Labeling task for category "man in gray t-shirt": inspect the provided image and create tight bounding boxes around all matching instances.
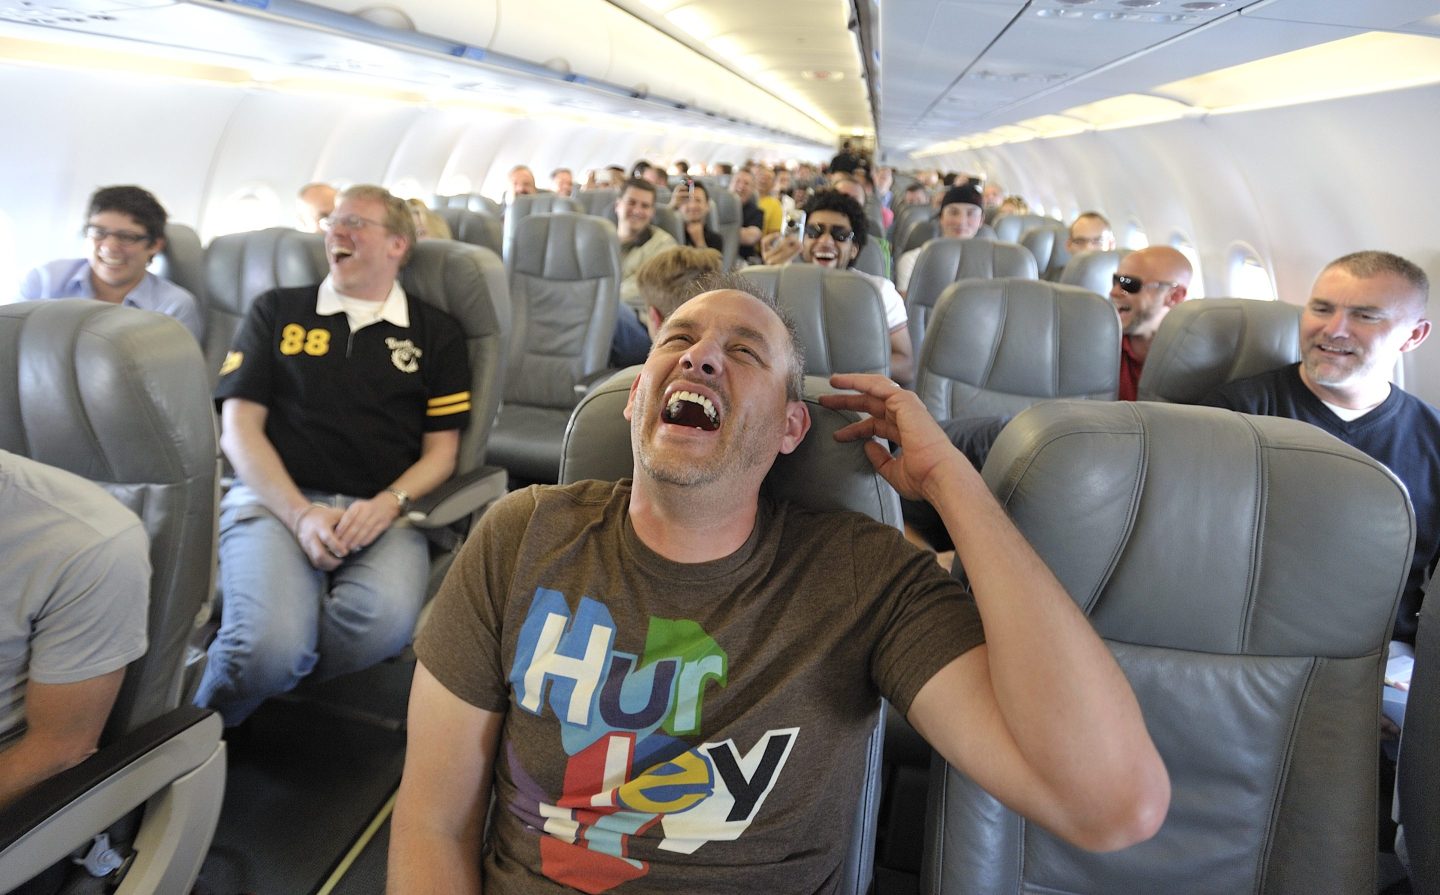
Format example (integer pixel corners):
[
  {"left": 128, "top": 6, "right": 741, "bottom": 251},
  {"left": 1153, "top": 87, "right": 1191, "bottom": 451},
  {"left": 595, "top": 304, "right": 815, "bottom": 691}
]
[
  {"left": 0, "top": 450, "right": 149, "bottom": 806},
  {"left": 391, "top": 280, "right": 1170, "bottom": 892}
]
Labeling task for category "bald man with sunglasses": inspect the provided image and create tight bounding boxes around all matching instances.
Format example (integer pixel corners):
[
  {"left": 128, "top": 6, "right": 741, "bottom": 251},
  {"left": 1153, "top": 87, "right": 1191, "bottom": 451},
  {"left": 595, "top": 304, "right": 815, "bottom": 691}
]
[{"left": 1109, "top": 246, "right": 1192, "bottom": 400}]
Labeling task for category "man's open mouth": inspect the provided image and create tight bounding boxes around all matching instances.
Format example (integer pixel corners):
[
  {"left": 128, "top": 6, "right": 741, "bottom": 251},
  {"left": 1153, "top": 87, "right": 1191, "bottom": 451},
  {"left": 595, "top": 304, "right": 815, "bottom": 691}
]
[
  {"left": 330, "top": 245, "right": 354, "bottom": 264},
  {"left": 663, "top": 390, "right": 720, "bottom": 431}
]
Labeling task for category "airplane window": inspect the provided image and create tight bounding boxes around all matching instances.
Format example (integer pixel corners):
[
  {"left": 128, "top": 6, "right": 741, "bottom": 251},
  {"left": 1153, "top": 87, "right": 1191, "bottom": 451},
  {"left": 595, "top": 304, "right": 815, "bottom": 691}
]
[
  {"left": 211, "top": 185, "right": 282, "bottom": 238},
  {"left": 1170, "top": 233, "right": 1205, "bottom": 299},
  {"left": 1122, "top": 221, "right": 1149, "bottom": 250},
  {"left": 1227, "top": 244, "right": 1276, "bottom": 300}
]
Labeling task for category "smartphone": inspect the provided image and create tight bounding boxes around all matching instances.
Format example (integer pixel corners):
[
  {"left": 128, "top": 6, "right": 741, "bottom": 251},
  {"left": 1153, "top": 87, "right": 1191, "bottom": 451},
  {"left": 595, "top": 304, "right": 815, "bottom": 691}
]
[{"left": 782, "top": 210, "right": 806, "bottom": 239}]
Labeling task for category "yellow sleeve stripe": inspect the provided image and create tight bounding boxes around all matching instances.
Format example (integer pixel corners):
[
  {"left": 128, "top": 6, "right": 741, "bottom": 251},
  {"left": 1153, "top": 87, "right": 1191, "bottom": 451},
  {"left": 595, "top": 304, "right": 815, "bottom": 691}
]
[
  {"left": 427, "top": 391, "right": 471, "bottom": 408},
  {"left": 427, "top": 402, "right": 472, "bottom": 417}
]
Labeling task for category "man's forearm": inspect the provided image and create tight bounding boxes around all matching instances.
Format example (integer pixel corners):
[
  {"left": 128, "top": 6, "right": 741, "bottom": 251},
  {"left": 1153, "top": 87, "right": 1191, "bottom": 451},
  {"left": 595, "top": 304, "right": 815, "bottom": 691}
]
[
  {"left": 222, "top": 422, "right": 310, "bottom": 532},
  {"left": 926, "top": 460, "right": 1166, "bottom": 844},
  {"left": 0, "top": 733, "right": 94, "bottom": 808},
  {"left": 387, "top": 826, "right": 482, "bottom": 894}
]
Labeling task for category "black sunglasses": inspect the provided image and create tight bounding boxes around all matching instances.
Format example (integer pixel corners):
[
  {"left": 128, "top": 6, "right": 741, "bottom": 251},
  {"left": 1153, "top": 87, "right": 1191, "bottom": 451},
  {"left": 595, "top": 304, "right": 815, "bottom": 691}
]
[
  {"left": 804, "top": 223, "right": 854, "bottom": 242},
  {"left": 1112, "top": 273, "right": 1174, "bottom": 294}
]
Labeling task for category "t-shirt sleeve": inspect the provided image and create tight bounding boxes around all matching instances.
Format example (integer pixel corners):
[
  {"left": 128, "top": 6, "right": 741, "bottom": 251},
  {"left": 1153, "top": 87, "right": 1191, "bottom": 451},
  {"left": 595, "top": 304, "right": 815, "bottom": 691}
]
[
  {"left": 214, "top": 290, "right": 277, "bottom": 408},
  {"left": 30, "top": 520, "right": 150, "bottom": 685},
  {"left": 414, "top": 487, "right": 538, "bottom": 712},
  {"left": 895, "top": 250, "right": 918, "bottom": 294},
  {"left": 879, "top": 278, "right": 908, "bottom": 331},
  {"left": 422, "top": 307, "right": 473, "bottom": 432},
  {"left": 854, "top": 518, "right": 986, "bottom": 715}
]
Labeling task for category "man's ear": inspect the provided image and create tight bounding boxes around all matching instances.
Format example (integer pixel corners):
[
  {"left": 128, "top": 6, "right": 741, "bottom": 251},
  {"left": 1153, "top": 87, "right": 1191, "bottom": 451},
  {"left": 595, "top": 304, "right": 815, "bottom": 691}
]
[
  {"left": 146, "top": 236, "right": 167, "bottom": 262},
  {"left": 1167, "top": 283, "right": 1188, "bottom": 307},
  {"left": 646, "top": 306, "right": 664, "bottom": 340},
  {"left": 778, "top": 401, "right": 811, "bottom": 455},
  {"left": 622, "top": 373, "right": 644, "bottom": 422},
  {"left": 1400, "top": 317, "right": 1432, "bottom": 354}
]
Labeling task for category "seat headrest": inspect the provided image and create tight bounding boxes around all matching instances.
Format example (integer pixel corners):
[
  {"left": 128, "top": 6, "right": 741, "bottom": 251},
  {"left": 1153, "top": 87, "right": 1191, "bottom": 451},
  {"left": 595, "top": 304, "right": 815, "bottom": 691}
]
[
  {"left": 1138, "top": 298, "right": 1301, "bottom": 403},
  {"left": 992, "top": 213, "right": 1050, "bottom": 244},
  {"left": 152, "top": 222, "right": 206, "bottom": 305},
  {"left": 204, "top": 227, "right": 326, "bottom": 318},
  {"left": 983, "top": 400, "right": 1411, "bottom": 656},
  {"left": 436, "top": 207, "right": 503, "bottom": 255},
  {"left": 560, "top": 370, "right": 902, "bottom": 528},
  {"left": 737, "top": 265, "right": 890, "bottom": 378},
  {"left": 0, "top": 300, "right": 215, "bottom": 486},
  {"left": 916, "top": 278, "right": 1119, "bottom": 419},
  {"left": 1019, "top": 223, "right": 1071, "bottom": 280},
  {"left": 908, "top": 239, "right": 1039, "bottom": 313},
  {"left": 1059, "top": 248, "right": 1132, "bottom": 298},
  {"left": 510, "top": 213, "right": 620, "bottom": 280},
  {"left": 399, "top": 240, "right": 509, "bottom": 343}
]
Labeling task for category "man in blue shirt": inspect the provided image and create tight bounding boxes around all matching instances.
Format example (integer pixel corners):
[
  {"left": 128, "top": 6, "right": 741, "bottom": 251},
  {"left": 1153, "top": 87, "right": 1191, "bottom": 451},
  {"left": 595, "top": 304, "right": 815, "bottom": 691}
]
[{"left": 19, "top": 185, "right": 203, "bottom": 343}]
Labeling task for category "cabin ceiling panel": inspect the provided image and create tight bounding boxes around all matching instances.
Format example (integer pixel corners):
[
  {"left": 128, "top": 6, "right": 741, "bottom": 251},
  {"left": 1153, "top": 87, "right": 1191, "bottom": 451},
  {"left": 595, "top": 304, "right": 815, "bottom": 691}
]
[
  {"left": 1242, "top": 0, "right": 1440, "bottom": 31},
  {"left": 879, "top": 2, "right": 1020, "bottom": 126}
]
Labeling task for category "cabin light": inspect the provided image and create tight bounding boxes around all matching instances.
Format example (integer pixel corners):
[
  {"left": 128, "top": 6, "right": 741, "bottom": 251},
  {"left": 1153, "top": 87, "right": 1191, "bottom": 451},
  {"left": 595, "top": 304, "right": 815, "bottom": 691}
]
[
  {"left": 1182, "top": 1, "right": 1225, "bottom": 8},
  {"left": 1117, "top": 0, "right": 1159, "bottom": 7}
]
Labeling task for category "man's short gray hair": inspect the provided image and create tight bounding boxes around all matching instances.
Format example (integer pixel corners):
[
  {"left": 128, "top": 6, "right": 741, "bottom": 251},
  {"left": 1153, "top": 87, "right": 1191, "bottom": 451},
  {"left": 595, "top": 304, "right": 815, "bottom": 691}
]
[{"left": 1325, "top": 251, "right": 1429, "bottom": 309}]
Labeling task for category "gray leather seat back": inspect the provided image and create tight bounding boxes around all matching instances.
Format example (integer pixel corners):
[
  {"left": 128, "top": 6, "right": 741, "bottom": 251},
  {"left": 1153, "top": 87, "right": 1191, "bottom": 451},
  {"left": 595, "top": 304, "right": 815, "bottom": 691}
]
[
  {"left": 897, "top": 219, "right": 936, "bottom": 257},
  {"left": 925, "top": 400, "right": 1412, "bottom": 894},
  {"left": 915, "top": 278, "right": 1119, "bottom": 420},
  {"left": 153, "top": 222, "right": 207, "bottom": 311},
  {"left": 434, "top": 193, "right": 502, "bottom": 217},
  {"left": 706, "top": 185, "right": 741, "bottom": 271},
  {"left": 503, "top": 194, "right": 582, "bottom": 261},
  {"left": 398, "top": 240, "right": 511, "bottom": 468},
  {"left": 559, "top": 369, "right": 898, "bottom": 895},
  {"left": 437, "top": 207, "right": 503, "bottom": 257},
  {"left": 202, "top": 227, "right": 326, "bottom": 384},
  {"left": 991, "top": 212, "right": 1050, "bottom": 244},
  {"left": 505, "top": 213, "right": 621, "bottom": 409},
  {"left": 905, "top": 239, "right": 1038, "bottom": 361},
  {"left": 1138, "top": 298, "right": 1301, "bottom": 403},
  {"left": 0, "top": 301, "right": 218, "bottom": 739},
  {"left": 652, "top": 204, "right": 684, "bottom": 244},
  {"left": 577, "top": 188, "right": 618, "bottom": 219},
  {"left": 1019, "top": 222, "right": 1071, "bottom": 281},
  {"left": 1059, "top": 248, "right": 1131, "bottom": 298},
  {"left": 889, "top": 202, "right": 931, "bottom": 246},
  {"left": 1401, "top": 593, "right": 1440, "bottom": 891},
  {"left": 739, "top": 265, "right": 890, "bottom": 378},
  {"left": 851, "top": 238, "right": 888, "bottom": 278}
]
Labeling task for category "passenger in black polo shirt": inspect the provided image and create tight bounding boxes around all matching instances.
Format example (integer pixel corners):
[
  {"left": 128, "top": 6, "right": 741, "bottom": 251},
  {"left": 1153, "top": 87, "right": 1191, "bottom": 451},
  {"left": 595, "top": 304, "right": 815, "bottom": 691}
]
[{"left": 196, "top": 184, "right": 472, "bottom": 726}]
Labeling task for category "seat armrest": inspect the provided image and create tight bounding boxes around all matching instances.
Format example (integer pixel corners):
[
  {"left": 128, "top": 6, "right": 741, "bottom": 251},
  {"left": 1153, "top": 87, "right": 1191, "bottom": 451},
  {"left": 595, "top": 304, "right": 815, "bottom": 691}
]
[
  {"left": 0, "top": 705, "right": 225, "bottom": 891},
  {"left": 408, "top": 465, "right": 509, "bottom": 529}
]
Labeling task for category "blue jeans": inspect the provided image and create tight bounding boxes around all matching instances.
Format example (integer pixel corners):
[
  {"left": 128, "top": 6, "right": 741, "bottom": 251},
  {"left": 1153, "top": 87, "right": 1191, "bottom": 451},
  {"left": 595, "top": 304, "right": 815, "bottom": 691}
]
[{"left": 195, "top": 486, "right": 428, "bottom": 726}]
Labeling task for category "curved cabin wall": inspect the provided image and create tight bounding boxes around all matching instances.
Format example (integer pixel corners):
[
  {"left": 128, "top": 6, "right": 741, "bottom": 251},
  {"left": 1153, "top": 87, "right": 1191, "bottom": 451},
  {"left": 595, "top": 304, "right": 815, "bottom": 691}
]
[{"left": 941, "top": 81, "right": 1440, "bottom": 405}]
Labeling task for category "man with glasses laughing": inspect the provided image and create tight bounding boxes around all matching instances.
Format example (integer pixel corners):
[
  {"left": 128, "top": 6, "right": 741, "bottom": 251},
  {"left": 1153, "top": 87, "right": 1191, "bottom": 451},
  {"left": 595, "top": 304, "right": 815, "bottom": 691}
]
[
  {"left": 197, "top": 184, "right": 472, "bottom": 727},
  {"left": 19, "top": 185, "right": 203, "bottom": 342},
  {"left": 760, "top": 189, "right": 915, "bottom": 386},
  {"left": 1108, "top": 246, "right": 1192, "bottom": 400}
]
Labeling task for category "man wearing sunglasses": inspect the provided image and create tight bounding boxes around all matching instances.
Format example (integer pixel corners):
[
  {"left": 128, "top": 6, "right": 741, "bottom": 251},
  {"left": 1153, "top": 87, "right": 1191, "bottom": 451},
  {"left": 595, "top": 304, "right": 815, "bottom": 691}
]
[
  {"left": 1110, "top": 246, "right": 1192, "bottom": 400},
  {"left": 18, "top": 185, "right": 203, "bottom": 343},
  {"left": 199, "top": 184, "right": 472, "bottom": 727},
  {"left": 760, "top": 189, "right": 915, "bottom": 386}
]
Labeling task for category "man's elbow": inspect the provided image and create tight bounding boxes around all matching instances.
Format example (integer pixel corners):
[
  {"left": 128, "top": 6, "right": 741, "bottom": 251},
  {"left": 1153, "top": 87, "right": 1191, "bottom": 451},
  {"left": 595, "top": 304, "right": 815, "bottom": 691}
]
[{"left": 1065, "top": 759, "right": 1170, "bottom": 852}]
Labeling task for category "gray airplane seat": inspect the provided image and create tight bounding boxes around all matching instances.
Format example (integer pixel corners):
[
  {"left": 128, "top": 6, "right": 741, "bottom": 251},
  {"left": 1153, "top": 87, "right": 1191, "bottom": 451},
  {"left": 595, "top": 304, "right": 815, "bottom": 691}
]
[
  {"left": 152, "top": 221, "right": 208, "bottom": 333},
  {"left": 991, "top": 212, "right": 1050, "bottom": 244},
  {"left": 502, "top": 194, "right": 582, "bottom": 261},
  {"left": 889, "top": 201, "right": 931, "bottom": 246},
  {"left": 486, "top": 212, "right": 621, "bottom": 485},
  {"left": 436, "top": 206, "right": 503, "bottom": 257},
  {"left": 1138, "top": 298, "right": 1301, "bottom": 403},
  {"left": 905, "top": 239, "right": 1039, "bottom": 362},
  {"left": 0, "top": 300, "right": 225, "bottom": 894},
  {"left": 434, "top": 192, "right": 502, "bottom": 218},
  {"left": 924, "top": 400, "right": 1413, "bottom": 894},
  {"left": 1401, "top": 594, "right": 1440, "bottom": 891},
  {"left": 741, "top": 265, "right": 891, "bottom": 378},
  {"left": 896, "top": 219, "right": 937, "bottom": 258},
  {"left": 394, "top": 239, "right": 513, "bottom": 538},
  {"left": 202, "top": 227, "right": 326, "bottom": 384},
  {"left": 851, "top": 237, "right": 888, "bottom": 278},
  {"left": 559, "top": 370, "right": 900, "bottom": 895},
  {"left": 705, "top": 183, "right": 741, "bottom": 271},
  {"left": 916, "top": 278, "right": 1119, "bottom": 422},
  {"left": 651, "top": 204, "right": 684, "bottom": 244},
  {"left": 576, "top": 188, "right": 619, "bottom": 219},
  {"left": 1059, "top": 247, "right": 1132, "bottom": 299},
  {"left": 1019, "top": 221, "right": 1071, "bottom": 281}
]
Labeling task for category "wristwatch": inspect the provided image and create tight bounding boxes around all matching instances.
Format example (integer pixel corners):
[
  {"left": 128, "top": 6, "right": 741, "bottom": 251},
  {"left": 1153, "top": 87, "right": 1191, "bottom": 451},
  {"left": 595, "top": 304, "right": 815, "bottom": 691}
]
[{"left": 385, "top": 487, "right": 411, "bottom": 513}]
